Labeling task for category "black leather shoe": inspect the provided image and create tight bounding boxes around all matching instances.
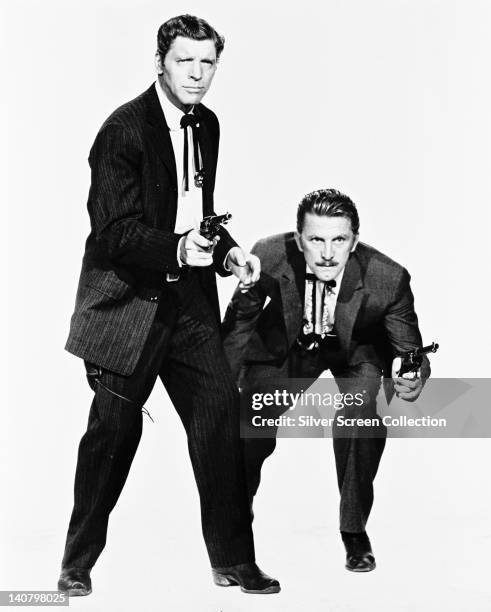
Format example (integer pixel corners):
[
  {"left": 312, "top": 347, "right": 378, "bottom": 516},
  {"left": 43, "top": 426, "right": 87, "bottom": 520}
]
[
  {"left": 342, "top": 531, "right": 376, "bottom": 572},
  {"left": 57, "top": 568, "right": 92, "bottom": 596},
  {"left": 212, "top": 562, "right": 280, "bottom": 594}
]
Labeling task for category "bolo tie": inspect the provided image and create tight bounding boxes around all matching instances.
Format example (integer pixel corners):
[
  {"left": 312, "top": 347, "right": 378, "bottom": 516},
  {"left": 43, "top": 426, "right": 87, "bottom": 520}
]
[{"left": 180, "top": 113, "right": 205, "bottom": 190}]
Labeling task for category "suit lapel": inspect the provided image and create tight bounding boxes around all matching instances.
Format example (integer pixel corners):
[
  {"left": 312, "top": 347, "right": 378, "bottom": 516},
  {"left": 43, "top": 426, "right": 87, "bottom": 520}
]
[
  {"left": 144, "top": 85, "right": 178, "bottom": 186},
  {"left": 195, "top": 106, "right": 214, "bottom": 215},
  {"left": 334, "top": 251, "right": 365, "bottom": 354},
  {"left": 279, "top": 241, "right": 305, "bottom": 347}
]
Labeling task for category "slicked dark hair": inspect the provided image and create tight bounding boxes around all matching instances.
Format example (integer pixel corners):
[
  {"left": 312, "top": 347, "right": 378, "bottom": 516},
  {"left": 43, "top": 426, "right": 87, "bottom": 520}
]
[
  {"left": 296, "top": 189, "right": 360, "bottom": 234},
  {"left": 157, "top": 14, "right": 225, "bottom": 62}
]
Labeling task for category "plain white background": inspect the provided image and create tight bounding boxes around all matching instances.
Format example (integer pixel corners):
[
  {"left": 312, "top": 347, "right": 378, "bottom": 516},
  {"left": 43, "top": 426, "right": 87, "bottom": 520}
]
[{"left": 3, "top": 1, "right": 491, "bottom": 610}]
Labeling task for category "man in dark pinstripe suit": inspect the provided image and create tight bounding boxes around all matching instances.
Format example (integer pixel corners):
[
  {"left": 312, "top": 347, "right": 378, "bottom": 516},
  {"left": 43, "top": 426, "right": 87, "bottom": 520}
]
[{"left": 58, "top": 15, "right": 280, "bottom": 596}]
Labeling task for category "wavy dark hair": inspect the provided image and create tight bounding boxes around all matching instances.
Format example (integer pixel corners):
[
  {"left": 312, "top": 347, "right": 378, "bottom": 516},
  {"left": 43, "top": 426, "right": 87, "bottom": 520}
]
[
  {"left": 157, "top": 14, "right": 225, "bottom": 61},
  {"left": 296, "top": 189, "right": 360, "bottom": 234}
]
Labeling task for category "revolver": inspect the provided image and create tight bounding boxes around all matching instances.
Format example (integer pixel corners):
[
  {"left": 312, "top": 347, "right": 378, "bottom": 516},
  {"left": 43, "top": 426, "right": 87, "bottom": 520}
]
[
  {"left": 200, "top": 213, "right": 232, "bottom": 240},
  {"left": 397, "top": 342, "right": 439, "bottom": 377}
]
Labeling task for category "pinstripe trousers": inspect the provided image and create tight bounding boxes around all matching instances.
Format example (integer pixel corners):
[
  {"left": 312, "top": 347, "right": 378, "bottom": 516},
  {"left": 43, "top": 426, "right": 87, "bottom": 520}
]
[{"left": 61, "top": 271, "right": 255, "bottom": 569}]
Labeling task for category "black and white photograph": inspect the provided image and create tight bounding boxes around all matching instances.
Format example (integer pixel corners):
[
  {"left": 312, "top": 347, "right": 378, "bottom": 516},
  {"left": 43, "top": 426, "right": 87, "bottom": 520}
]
[{"left": 3, "top": 1, "right": 491, "bottom": 611}]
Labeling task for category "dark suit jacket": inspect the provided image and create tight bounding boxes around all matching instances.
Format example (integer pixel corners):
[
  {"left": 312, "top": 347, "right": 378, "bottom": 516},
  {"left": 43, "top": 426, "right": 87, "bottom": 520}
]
[
  {"left": 222, "top": 233, "right": 429, "bottom": 395},
  {"left": 65, "top": 84, "right": 237, "bottom": 376}
]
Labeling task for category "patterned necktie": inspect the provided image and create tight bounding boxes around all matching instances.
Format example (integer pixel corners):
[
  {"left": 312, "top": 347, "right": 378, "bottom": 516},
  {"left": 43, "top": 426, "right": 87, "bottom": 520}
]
[{"left": 298, "top": 274, "right": 336, "bottom": 350}]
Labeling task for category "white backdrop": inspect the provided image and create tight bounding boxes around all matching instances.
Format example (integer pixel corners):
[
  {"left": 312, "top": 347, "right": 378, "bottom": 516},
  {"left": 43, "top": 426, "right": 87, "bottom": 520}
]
[{"left": 3, "top": 1, "right": 491, "bottom": 611}]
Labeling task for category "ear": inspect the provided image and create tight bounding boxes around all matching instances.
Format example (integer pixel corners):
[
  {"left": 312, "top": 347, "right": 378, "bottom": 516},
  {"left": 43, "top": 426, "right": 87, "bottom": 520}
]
[
  {"left": 294, "top": 231, "right": 304, "bottom": 252},
  {"left": 155, "top": 51, "right": 163, "bottom": 75},
  {"left": 350, "top": 234, "right": 360, "bottom": 252}
]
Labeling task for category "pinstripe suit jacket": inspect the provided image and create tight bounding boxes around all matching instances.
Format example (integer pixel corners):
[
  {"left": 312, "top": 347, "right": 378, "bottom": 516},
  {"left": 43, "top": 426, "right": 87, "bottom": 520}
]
[
  {"left": 222, "top": 234, "right": 430, "bottom": 400},
  {"left": 65, "top": 84, "right": 236, "bottom": 376}
]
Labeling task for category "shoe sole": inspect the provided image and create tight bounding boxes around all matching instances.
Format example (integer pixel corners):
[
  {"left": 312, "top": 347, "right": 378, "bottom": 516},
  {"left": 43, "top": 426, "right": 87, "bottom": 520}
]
[
  {"left": 59, "top": 587, "right": 92, "bottom": 597},
  {"left": 240, "top": 586, "right": 281, "bottom": 594},
  {"left": 345, "top": 562, "right": 376, "bottom": 573}
]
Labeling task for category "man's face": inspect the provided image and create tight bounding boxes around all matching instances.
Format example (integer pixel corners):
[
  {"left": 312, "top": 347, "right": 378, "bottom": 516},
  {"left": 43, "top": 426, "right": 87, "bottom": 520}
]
[
  {"left": 295, "top": 213, "right": 359, "bottom": 281},
  {"left": 156, "top": 36, "right": 218, "bottom": 111}
]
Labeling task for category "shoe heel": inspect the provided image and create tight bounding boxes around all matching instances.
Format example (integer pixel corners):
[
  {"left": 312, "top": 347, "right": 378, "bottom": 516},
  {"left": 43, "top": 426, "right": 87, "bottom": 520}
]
[{"left": 212, "top": 570, "right": 238, "bottom": 587}]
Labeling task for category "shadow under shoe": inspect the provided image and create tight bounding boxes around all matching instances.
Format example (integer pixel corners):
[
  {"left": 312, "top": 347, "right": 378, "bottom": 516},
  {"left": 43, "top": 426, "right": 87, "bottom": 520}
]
[
  {"left": 341, "top": 531, "right": 376, "bottom": 572},
  {"left": 212, "top": 562, "right": 280, "bottom": 594},
  {"left": 57, "top": 568, "right": 92, "bottom": 596}
]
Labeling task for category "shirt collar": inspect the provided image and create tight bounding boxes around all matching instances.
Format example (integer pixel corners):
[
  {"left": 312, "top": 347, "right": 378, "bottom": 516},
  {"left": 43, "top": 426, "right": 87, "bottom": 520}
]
[{"left": 154, "top": 80, "right": 194, "bottom": 131}]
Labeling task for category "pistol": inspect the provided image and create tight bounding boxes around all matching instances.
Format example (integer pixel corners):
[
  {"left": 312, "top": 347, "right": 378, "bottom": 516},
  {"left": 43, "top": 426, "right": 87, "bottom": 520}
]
[
  {"left": 200, "top": 213, "right": 232, "bottom": 240},
  {"left": 397, "top": 342, "right": 439, "bottom": 377}
]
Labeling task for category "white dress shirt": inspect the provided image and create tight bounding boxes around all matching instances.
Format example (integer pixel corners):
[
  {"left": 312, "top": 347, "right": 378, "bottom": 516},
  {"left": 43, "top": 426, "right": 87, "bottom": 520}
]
[
  {"left": 155, "top": 80, "right": 234, "bottom": 274},
  {"left": 306, "top": 265, "right": 346, "bottom": 334}
]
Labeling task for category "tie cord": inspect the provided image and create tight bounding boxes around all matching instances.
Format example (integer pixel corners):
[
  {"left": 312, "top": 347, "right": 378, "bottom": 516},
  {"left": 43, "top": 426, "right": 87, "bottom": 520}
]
[{"left": 180, "top": 114, "right": 201, "bottom": 191}]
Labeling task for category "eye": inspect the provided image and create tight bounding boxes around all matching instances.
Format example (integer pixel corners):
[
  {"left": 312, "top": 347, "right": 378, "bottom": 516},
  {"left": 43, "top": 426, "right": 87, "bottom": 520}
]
[
  {"left": 311, "top": 237, "right": 322, "bottom": 243},
  {"left": 333, "top": 237, "right": 346, "bottom": 243}
]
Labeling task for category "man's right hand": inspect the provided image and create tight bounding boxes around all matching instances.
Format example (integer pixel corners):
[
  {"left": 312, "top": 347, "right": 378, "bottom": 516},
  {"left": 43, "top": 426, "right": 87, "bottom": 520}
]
[
  {"left": 391, "top": 357, "right": 424, "bottom": 402},
  {"left": 179, "top": 229, "right": 219, "bottom": 267}
]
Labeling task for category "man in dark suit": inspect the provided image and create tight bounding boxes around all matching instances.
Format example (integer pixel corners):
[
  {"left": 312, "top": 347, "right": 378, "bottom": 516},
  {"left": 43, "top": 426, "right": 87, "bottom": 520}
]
[
  {"left": 58, "top": 15, "right": 280, "bottom": 596},
  {"left": 222, "top": 188, "right": 431, "bottom": 572}
]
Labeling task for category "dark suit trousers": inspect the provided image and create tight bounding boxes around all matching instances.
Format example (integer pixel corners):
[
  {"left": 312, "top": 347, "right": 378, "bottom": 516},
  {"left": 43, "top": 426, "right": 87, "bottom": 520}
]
[
  {"left": 62, "top": 272, "right": 255, "bottom": 570},
  {"left": 243, "top": 345, "right": 387, "bottom": 533}
]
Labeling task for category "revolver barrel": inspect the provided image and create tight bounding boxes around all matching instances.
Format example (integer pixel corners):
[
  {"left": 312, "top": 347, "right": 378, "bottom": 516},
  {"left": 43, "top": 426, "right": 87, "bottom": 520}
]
[{"left": 419, "top": 342, "right": 439, "bottom": 355}]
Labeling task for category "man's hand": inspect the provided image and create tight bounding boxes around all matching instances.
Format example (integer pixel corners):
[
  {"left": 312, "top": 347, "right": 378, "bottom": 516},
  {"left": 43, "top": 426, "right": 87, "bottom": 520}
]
[
  {"left": 391, "top": 357, "right": 423, "bottom": 401},
  {"left": 226, "top": 247, "right": 261, "bottom": 292},
  {"left": 179, "top": 229, "right": 219, "bottom": 267}
]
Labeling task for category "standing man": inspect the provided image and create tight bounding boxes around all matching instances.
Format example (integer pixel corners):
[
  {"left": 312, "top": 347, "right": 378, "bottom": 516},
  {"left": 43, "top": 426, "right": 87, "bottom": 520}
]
[
  {"left": 59, "top": 15, "right": 280, "bottom": 596},
  {"left": 222, "top": 189, "right": 431, "bottom": 572}
]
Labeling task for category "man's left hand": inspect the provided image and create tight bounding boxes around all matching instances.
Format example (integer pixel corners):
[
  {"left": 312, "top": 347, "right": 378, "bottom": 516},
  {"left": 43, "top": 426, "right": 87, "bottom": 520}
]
[
  {"left": 391, "top": 357, "right": 423, "bottom": 402},
  {"left": 226, "top": 247, "right": 261, "bottom": 292}
]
